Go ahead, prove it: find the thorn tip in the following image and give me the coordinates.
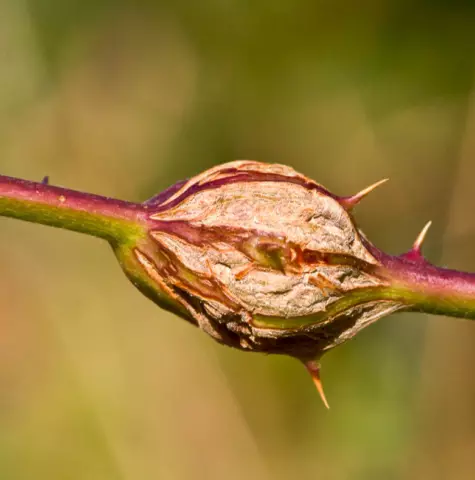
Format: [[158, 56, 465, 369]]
[[304, 360, 330, 409], [339, 178, 389, 210], [413, 220, 432, 253]]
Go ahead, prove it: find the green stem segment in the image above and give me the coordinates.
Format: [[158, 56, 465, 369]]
[[3, 173, 475, 325], [377, 254, 475, 320], [0, 175, 147, 245]]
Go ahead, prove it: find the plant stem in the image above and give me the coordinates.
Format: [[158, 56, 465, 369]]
[[0, 175, 147, 245], [376, 252, 475, 320], [349, 237, 475, 320], [3, 172, 475, 324]]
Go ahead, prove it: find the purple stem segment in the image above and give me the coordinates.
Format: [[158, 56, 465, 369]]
[[373, 248, 475, 320], [3, 172, 475, 322], [0, 174, 147, 245]]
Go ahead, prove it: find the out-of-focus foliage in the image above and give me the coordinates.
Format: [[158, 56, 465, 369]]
[[1, 1, 475, 479]]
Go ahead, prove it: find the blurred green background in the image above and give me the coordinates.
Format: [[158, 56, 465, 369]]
[[1, 1, 475, 479]]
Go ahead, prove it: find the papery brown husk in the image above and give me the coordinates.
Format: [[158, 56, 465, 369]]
[[134, 161, 402, 363]]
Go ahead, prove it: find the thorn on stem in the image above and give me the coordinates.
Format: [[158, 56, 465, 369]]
[[304, 359, 330, 409], [413, 220, 432, 254], [338, 178, 389, 210], [41, 176, 50, 185], [401, 220, 432, 262]]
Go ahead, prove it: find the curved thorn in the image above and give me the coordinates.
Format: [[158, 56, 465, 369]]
[[41, 176, 50, 185], [304, 360, 330, 409], [413, 220, 432, 253], [339, 178, 389, 210]]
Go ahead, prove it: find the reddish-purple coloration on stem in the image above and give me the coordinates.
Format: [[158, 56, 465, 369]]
[[0, 174, 145, 243], [2, 160, 475, 407]]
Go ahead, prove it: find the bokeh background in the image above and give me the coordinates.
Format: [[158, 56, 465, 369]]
[[1, 1, 475, 479]]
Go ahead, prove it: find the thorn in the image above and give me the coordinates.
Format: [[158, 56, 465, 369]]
[[401, 220, 432, 262], [41, 176, 49, 185], [413, 220, 432, 254], [304, 360, 330, 409], [339, 178, 389, 210]]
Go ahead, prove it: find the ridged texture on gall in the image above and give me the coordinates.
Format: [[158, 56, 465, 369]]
[[134, 161, 402, 366]]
